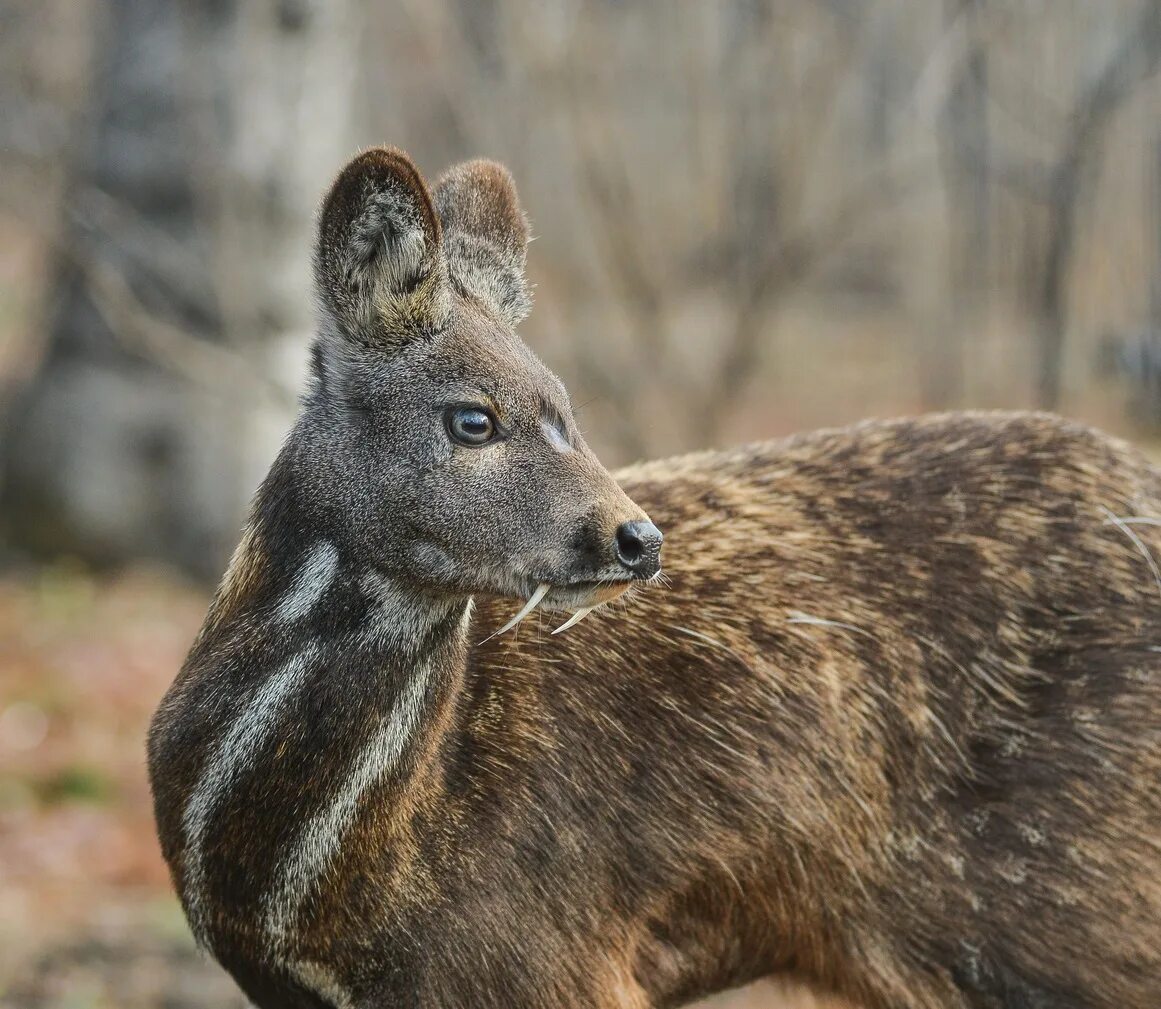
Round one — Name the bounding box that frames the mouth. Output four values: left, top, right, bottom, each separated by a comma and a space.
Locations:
543, 579, 632, 608
486, 574, 641, 639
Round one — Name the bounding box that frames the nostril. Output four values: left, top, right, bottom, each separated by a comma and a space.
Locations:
615, 524, 644, 565
614, 520, 663, 575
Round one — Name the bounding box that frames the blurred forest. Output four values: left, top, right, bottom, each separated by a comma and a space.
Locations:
3, 1, 1161, 1007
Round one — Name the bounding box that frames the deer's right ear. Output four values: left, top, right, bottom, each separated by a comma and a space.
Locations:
314, 148, 450, 349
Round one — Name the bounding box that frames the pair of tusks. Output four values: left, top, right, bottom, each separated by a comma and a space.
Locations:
489, 583, 597, 639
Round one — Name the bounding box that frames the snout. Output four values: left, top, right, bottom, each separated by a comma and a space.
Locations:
613, 520, 663, 579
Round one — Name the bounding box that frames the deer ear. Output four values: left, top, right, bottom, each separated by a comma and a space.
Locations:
434, 160, 532, 327
315, 147, 450, 348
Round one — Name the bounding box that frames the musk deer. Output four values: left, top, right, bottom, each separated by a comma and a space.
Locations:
148, 147, 1161, 1009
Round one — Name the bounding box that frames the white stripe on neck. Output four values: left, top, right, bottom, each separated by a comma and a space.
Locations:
359, 569, 454, 651
185, 540, 339, 937
265, 657, 435, 941
265, 602, 474, 944
182, 643, 322, 945
289, 959, 357, 1009
277, 541, 341, 623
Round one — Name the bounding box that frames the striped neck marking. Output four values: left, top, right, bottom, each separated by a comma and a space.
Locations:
266, 601, 474, 944
182, 643, 323, 945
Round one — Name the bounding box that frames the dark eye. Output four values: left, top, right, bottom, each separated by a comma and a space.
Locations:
447, 406, 497, 446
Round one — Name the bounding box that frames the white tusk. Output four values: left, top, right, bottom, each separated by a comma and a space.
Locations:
488, 583, 551, 639
551, 605, 595, 635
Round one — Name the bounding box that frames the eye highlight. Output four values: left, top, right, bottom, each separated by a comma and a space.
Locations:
446, 406, 498, 447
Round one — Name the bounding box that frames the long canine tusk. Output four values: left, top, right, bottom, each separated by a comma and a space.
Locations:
488, 583, 551, 639
551, 605, 595, 635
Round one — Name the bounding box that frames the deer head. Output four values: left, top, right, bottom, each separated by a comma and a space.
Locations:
291, 147, 661, 628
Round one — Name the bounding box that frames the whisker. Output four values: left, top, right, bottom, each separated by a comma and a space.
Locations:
1101, 506, 1161, 598
1108, 515, 1161, 526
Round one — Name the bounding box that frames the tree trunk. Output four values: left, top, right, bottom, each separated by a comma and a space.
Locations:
929, 0, 989, 409
0, 0, 358, 580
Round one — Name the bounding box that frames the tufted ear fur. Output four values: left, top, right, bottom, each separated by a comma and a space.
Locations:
434, 160, 532, 327
314, 147, 451, 349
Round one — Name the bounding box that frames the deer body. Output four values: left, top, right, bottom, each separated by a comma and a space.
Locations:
149, 149, 1161, 1009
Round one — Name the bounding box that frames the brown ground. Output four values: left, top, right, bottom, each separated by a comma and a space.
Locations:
0, 567, 247, 1008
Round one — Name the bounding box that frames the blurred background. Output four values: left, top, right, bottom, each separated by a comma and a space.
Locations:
3, 1, 1161, 1006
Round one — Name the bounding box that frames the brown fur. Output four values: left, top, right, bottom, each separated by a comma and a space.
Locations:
149, 149, 1161, 1009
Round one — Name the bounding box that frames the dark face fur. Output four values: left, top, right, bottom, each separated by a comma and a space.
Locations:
296, 149, 659, 614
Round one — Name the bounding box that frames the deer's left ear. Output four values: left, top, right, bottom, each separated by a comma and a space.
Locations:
434, 160, 532, 327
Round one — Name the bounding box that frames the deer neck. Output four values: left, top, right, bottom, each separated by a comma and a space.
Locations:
183, 528, 473, 951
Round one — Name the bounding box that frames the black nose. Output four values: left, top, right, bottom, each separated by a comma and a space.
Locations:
614, 520, 663, 578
